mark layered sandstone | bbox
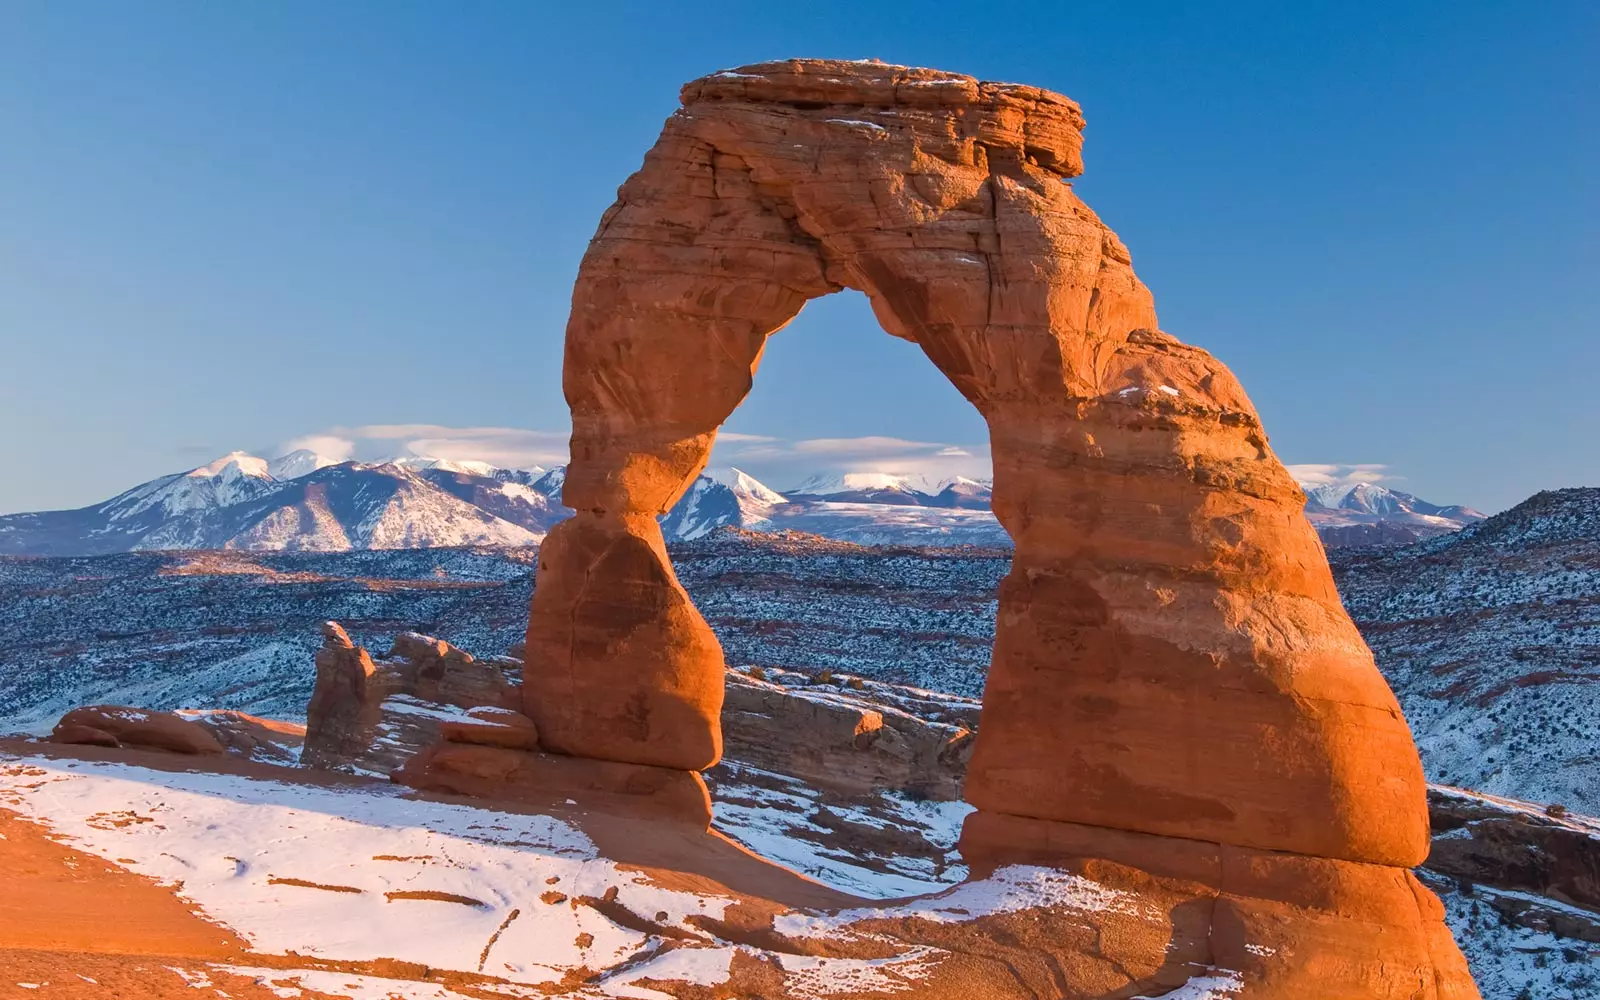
[526,57,1427,864]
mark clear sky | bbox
[1,1,1593,514]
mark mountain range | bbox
[0,450,1481,555]
[1303,481,1485,547]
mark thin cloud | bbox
[276,425,994,487]
[278,425,568,471]
[714,433,992,489]
[277,434,358,463]
[1286,463,1396,489]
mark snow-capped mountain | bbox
[668,467,1006,545]
[1299,482,1485,548]
[266,449,343,481]
[660,466,790,540]
[786,471,994,509]
[0,454,552,555]
[0,453,1484,554]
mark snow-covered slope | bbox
[266,449,343,480]
[1330,487,1600,814]
[660,466,789,540]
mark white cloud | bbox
[712,433,991,490]
[276,434,357,463]
[276,425,569,472]
[277,425,1396,501]
[1285,463,1396,489]
[274,425,992,488]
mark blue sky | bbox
[1,1,1593,513]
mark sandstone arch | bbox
[525,59,1429,869]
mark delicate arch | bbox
[524,59,1429,867]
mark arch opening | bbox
[706,287,990,494]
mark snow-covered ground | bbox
[0,752,1190,999]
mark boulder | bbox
[51,706,224,756]
[48,722,120,748]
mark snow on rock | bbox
[0,751,1235,998]
[106,452,279,522]
[774,865,1141,939]
[214,967,523,1000]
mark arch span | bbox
[524,59,1428,868]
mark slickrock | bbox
[1425,785,1600,927]
[960,812,1479,998]
[527,56,1427,863]
[50,705,224,755]
[388,631,520,708]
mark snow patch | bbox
[824,119,887,132]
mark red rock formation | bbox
[301,622,383,770]
[519,57,1471,990]
[302,623,523,774]
[721,670,972,801]
[184,710,305,765]
[50,706,224,756]
[527,57,1427,864]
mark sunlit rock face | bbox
[523,57,1475,994]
